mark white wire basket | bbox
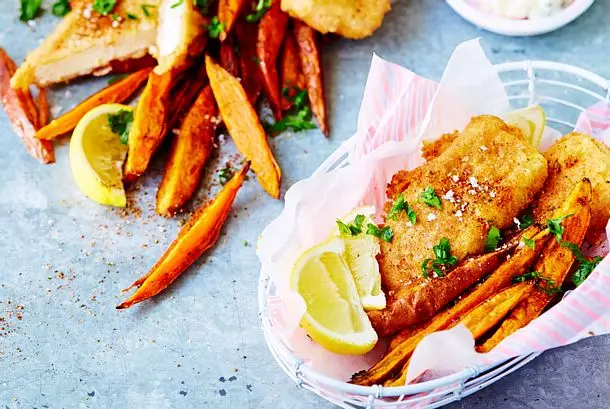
[258,61,610,409]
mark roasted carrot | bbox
[206,55,281,198]
[36,88,49,128]
[280,31,305,111]
[235,20,263,104]
[35,67,152,141]
[123,70,174,182]
[157,85,218,217]
[218,0,248,41]
[294,20,328,135]
[220,36,241,78]
[257,0,289,119]
[0,48,54,163]
[167,64,209,129]
[117,163,250,309]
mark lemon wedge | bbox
[291,238,378,355]
[70,104,131,207]
[503,105,546,148]
[332,206,386,311]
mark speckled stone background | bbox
[1,0,610,408]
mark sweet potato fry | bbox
[157,85,218,217]
[220,36,241,78]
[257,0,289,119]
[35,67,152,141]
[368,243,516,337]
[235,20,263,104]
[218,0,248,41]
[0,48,54,163]
[117,163,250,309]
[479,179,592,352]
[294,20,328,135]
[351,226,549,386]
[280,31,305,111]
[37,88,49,128]
[167,64,209,129]
[206,55,281,198]
[123,70,174,182]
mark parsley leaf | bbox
[560,241,603,286]
[245,0,271,22]
[421,237,458,278]
[20,0,42,21]
[171,0,184,8]
[194,0,210,14]
[268,88,316,133]
[218,165,234,185]
[207,16,225,39]
[141,4,156,17]
[366,223,393,243]
[337,215,366,237]
[513,271,561,296]
[420,186,441,209]
[546,214,573,242]
[519,213,535,229]
[51,0,70,17]
[126,12,138,19]
[485,226,501,252]
[92,0,117,15]
[107,109,133,144]
[388,194,417,224]
[522,237,535,249]
[107,73,128,85]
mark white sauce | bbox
[475,0,574,19]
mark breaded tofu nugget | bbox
[281,0,391,39]
[534,132,610,245]
[380,115,548,296]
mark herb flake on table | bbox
[546,214,573,242]
[92,0,117,15]
[20,0,42,21]
[108,109,133,144]
[388,194,416,224]
[218,165,235,185]
[421,237,458,278]
[245,0,271,22]
[561,241,603,286]
[366,223,393,243]
[420,186,441,209]
[51,0,70,17]
[485,226,501,252]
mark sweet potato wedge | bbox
[280,31,305,111]
[220,36,241,78]
[257,0,289,119]
[206,55,281,198]
[157,85,218,217]
[294,20,328,135]
[167,64,209,129]
[0,48,54,163]
[37,88,49,128]
[117,163,250,309]
[351,226,549,386]
[479,179,592,352]
[235,20,263,104]
[218,0,248,40]
[36,67,152,141]
[123,70,174,182]
[368,243,516,337]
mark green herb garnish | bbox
[421,237,458,278]
[207,16,225,39]
[366,223,393,243]
[194,0,210,14]
[513,271,561,295]
[51,0,70,17]
[268,88,317,133]
[523,237,535,249]
[388,194,417,225]
[546,214,573,242]
[20,0,42,21]
[141,4,156,17]
[170,0,184,8]
[92,0,117,15]
[561,241,603,286]
[107,109,133,144]
[519,213,535,229]
[126,12,138,19]
[337,214,366,237]
[218,166,235,185]
[245,0,271,22]
[420,186,441,209]
[485,226,501,252]
[107,73,128,85]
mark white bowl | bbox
[446,0,596,36]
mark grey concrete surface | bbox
[1,0,609,408]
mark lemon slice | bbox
[291,238,378,355]
[503,105,546,148]
[70,104,131,207]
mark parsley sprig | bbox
[546,214,573,242]
[92,0,117,15]
[561,241,603,286]
[267,88,316,133]
[207,16,225,39]
[485,226,501,252]
[51,0,70,17]
[245,0,271,22]
[522,237,535,249]
[388,194,416,224]
[20,0,42,21]
[336,215,365,237]
[107,110,133,144]
[421,237,458,278]
[420,186,441,209]
[366,223,393,243]
[513,271,561,296]
[518,213,535,229]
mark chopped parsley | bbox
[92,0,117,15]
[218,165,235,185]
[421,237,458,278]
[561,241,603,286]
[366,223,393,243]
[107,110,133,144]
[107,73,128,85]
[51,0,70,17]
[546,214,573,242]
[170,0,184,8]
[245,0,271,22]
[267,88,316,133]
[420,186,441,209]
[513,271,562,296]
[207,16,225,39]
[522,237,535,249]
[388,194,416,224]
[485,226,501,252]
[336,214,366,237]
[194,0,210,14]
[20,0,42,21]
[126,12,138,19]
[518,212,535,229]
[141,4,156,17]
[241,240,250,247]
